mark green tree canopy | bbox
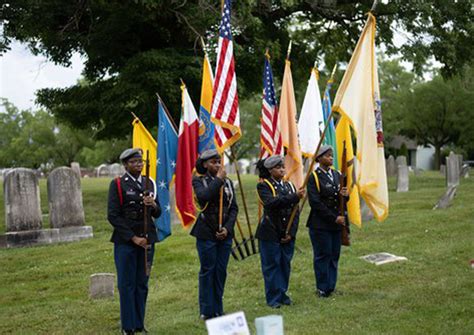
[1,0,472,139]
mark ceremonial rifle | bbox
[143,150,151,276]
[339,141,351,246]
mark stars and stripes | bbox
[260,54,282,159]
[210,0,241,152]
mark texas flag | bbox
[175,83,199,227]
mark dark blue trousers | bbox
[309,228,341,293]
[196,238,232,317]
[114,243,155,331]
[259,239,295,307]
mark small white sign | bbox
[206,311,250,335]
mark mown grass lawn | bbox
[0,171,473,334]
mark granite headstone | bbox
[396,165,409,192]
[4,168,42,232]
[446,152,460,188]
[47,167,85,228]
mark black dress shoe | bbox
[135,327,148,334]
[121,330,135,335]
[200,314,212,321]
[282,298,292,305]
[317,290,331,298]
[269,303,281,309]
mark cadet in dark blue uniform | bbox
[256,155,305,308]
[107,148,161,334]
[306,145,348,298]
[191,149,238,320]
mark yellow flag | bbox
[132,118,157,180]
[332,13,388,221]
[279,59,304,189]
[336,116,362,227]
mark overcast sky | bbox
[0,41,84,111]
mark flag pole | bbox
[286,40,292,60]
[370,0,378,13]
[155,93,178,132]
[285,109,337,236]
[229,146,256,254]
[330,63,338,80]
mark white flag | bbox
[298,68,325,157]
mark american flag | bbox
[260,54,282,159]
[211,0,241,152]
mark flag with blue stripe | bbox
[156,100,178,241]
[322,80,339,169]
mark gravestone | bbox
[109,163,124,177]
[248,158,258,175]
[255,315,283,335]
[460,164,470,178]
[446,152,460,188]
[90,273,115,299]
[47,167,85,228]
[4,168,42,232]
[360,198,374,222]
[433,185,457,210]
[396,165,409,192]
[386,155,396,177]
[396,155,407,169]
[1,167,93,249]
[440,164,446,175]
[361,252,407,265]
[225,162,236,174]
[97,164,110,177]
[456,154,463,172]
[70,162,81,177]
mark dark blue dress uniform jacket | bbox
[306,167,345,231]
[191,173,238,240]
[108,174,161,244]
[256,178,300,241]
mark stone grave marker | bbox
[386,155,396,177]
[97,164,110,177]
[90,273,115,299]
[360,198,374,222]
[433,185,457,210]
[361,252,407,265]
[395,155,407,169]
[70,162,81,177]
[4,168,42,232]
[110,163,124,177]
[396,165,409,192]
[456,154,463,172]
[446,152,460,188]
[47,167,85,228]
[460,164,469,178]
